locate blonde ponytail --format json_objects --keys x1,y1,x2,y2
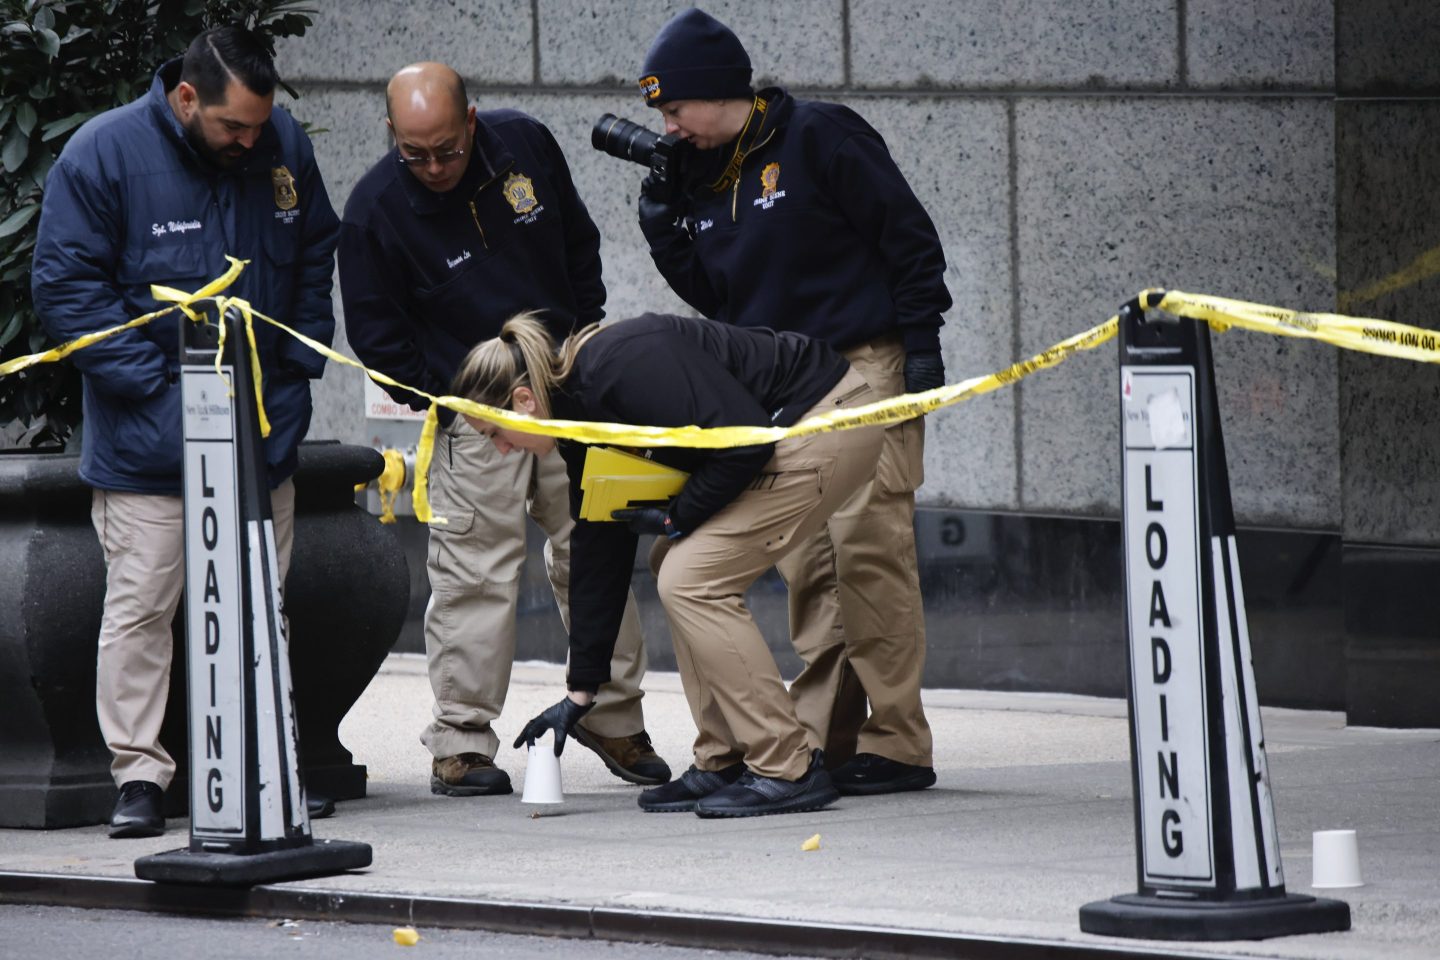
[{"x1": 451, "y1": 312, "x2": 602, "y2": 415}]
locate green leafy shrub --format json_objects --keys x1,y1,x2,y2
[{"x1": 1, "y1": 0, "x2": 316, "y2": 448}]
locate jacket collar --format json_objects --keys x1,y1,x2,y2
[
  {"x1": 399, "y1": 114, "x2": 516, "y2": 215},
  {"x1": 686, "y1": 87, "x2": 791, "y2": 192},
  {"x1": 147, "y1": 60, "x2": 190, "y2": 146},
  {"x1": 752, "y1": 86, "x2": 791, "y2": 138},
  {"x1": 744, "y1": 86, "x2": 790, "y2": 158}
]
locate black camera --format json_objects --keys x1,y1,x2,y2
[{"x1": 591, "y1": 113, "x2": 690, "y2": 204}]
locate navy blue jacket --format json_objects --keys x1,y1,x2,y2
[
  {"x1": 553, "y1": 313, "x2": 848, "y2": 689},
  {"x1": 641, "y1": 89, "x2": 951, "y2": 354},
  {"x1": 31, "y1": 60, "x2": 339, "y2": 495},
  {"x1": 338, "y1": 110, "x2": 604, "y2": 415}
]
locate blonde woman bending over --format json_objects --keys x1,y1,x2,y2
[{"x1": 453, "y1": 312, "x2": 884, "y2": 818}]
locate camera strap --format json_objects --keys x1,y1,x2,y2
[{"x1": 705, "y1": 95, "x2": 771, "y2": 194}]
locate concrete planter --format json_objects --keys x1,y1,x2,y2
[{"x1": 0, "y1": 442, "x2": 407, "y2": 829}]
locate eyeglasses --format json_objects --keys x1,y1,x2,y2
[{"x1": 396, "y1": 146, "x2": 466, "y2": 168}]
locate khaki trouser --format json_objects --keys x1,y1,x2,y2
[
  {"x1": 92, "y1": 482, "x2": 296, "y2": 788},
  {"x1": 776, "y1": 335, "x2": 935, "y2": 768},
  {"x1": 420, "y1": 417, "x2": 648, "y2": 760},
  {"x1": 651, "y1": 368, "x2": 884, "y2": 781}
]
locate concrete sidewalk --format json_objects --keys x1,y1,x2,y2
[{"x1": 2, "y1": 654, "x2": 1437, "y2": 959}]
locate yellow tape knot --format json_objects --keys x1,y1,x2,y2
[{"x1": 375, "y1": 448, "x2": 406, "y2": 524}]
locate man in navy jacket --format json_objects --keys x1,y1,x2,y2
[
  {"x1": 634, "y1": 7, "x2": 946, "y2": 796},
  {"x1": 339, "y1": 62, "x2": 668, "y2": 798},
  {"x1": 31, "y1": 26, "x2": 339, "y2": 838}
]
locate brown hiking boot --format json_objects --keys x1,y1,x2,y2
[
  {"x1": 571, "y1": 726, "x2": 672, "y2": 785},
  {"x1": 431, "y1": 753, "x2": 513, "y2": 796}
]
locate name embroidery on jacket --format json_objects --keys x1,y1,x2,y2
[{"x1": 151, "y1": 219, "x2": 201, "y2": 237}]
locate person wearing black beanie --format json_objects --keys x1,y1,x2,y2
[
  {"x1": 631, "y1": 7, "x2": 946, "y2": 804},
  {"x1": 638, "y1": 7, "x2": 754, "y2": 107}
]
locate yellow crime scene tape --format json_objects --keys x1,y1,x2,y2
[
  {"x1": 0, "y1": 256, "x2": 247, "y2": 378},
  {"x1": 8, "y1": 261, "x2": 1440, "y2": 523},
  {"x1": 1140, "y1": 288, "x2": 1440, "y2": 363},
  {"x1": 375, "y1": 448, "x2": 407, "y2": 524}
]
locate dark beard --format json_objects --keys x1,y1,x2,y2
[{"x1": 183, "y1": 116, "x2": 250, "y2": 170}]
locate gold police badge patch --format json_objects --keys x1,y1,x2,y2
[
  {"x1": 503, "y1": 172, "x2": 538, "y2": 214},
  {"x1": 271, "y1": 165, "x2": 298, "y2": 211},
  {"x1": 760, "y1": 162, "x2": 781, "y2": 199}
]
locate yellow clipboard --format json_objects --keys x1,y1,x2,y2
[{"x1": 579, "y1": 446, "x2": 689, "y2": 522}]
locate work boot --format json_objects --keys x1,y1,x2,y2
[
  {"x1": 830, "y1": 753, "x2": 936, "y2": 796},
  {"x1": 109, "y1": 781, "x2": 164, "y2": 839},
  {"x1": 694, "y1": 750, "x2": 839, "y2": 819},
  {"x1": 431, "y1": 753, "x2": 513, "y2": 796},
  {"x1": 571, "y1": 726, "x2": 672, "y2": 785},
  {"x1": 638, "y1": 761, "x2": 745, "y2": 813}
]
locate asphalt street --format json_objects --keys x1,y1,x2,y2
[{"x1": 0, "y1": 903, "x2": 814, "y2": 960}]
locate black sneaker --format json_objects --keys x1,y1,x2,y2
[
  {"x1": 694, "y1": 750, "x2": 839, "y2": 819},
  {"x1": 109, "y1": 781, "x2": 164, "y2": 839},
  {"x1": 830, "y1": 753, "x2": 936, "y2": 796},
  {"x1": 307, "y1": 793, "x2": 336, "y2": 819},
  {"x1": 638, "y1": 762, "x2": 745, "y2": 812}
]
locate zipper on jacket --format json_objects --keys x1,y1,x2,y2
[
  {"x1": 467, "y1": 200, "x2": 489, "y2": 249},
  {"x1": 728, "y1": 128, "x2": 776, "y2": 223},
  {"x1": 465, "y1": 157, "x2": 514, "y2": 250}
]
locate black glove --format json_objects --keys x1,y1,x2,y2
[
  {"x1": 513, "y1": 696, "x2": 593, "y2": 757},
  {"x1": 612, "y1": 505, "x2": 681, "y2": 539},
  {"x1": 903, "y1": 350, "x2": 946, "y2": 394},
  {"x1": 638, "y1": 174, "x2": 681, "y2": 225}
]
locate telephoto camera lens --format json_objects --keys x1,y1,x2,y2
[{"x1": 592, "y1": 113, "x2": 661, "y2": 165}]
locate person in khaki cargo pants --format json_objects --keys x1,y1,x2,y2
[
  {"x1": 338, "y1": 62, "x2": 669, "y2": 796},
  {"x1": 633, "y1": 8, "x2": 943, "y2": 792},
  {"x1": 776, "y1": 337, "x2": 933, "y2": 781},
  {"x1": 454, "y1": 311, "x2": 884, "y2": 818}
]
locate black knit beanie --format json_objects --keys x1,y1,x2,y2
[{"x1": 638, "y1": 7, "x2": 753, "y2": 106}]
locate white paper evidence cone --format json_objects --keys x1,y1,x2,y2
[
  {"x1": 522, "y1": 740, "x2": 564, "y2": 804},
  {"x1": 1311, "y1": 829, "x2": 1363, "y2": 889}
]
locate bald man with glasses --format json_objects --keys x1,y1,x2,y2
[{"x1": 338, "y1": 62, "x2": 670, "y2": 798}]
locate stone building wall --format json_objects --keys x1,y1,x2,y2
[{"x1": 283, "y1": 0, "x2": 1379, "y2": 532}]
